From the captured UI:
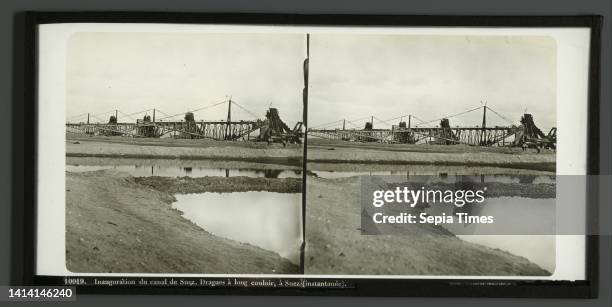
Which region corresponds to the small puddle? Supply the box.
[171,192,303,265]
[67,164,302,178]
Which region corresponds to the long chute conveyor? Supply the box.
[307,105,556,148]
[66,99,303,144]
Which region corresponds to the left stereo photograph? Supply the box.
[38,27,307,275]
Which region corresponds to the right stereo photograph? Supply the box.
[305,33,559,277]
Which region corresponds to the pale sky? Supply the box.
[67,32,305,125]
[308,34,557,132]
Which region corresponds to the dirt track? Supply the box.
[307,144,555,171]
[65,170,299,274]
[67,141,302,166]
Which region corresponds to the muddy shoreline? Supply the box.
[67,135,555,171]
[135,176,302,194]
[66,136,304,167]
[66,170,300,274]
[67,156,303,171]
[307,143,555,172]
[65,134,556,276]
[67,152,303,167]
[305,176,551,276]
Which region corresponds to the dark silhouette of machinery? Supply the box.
[513,114,556,150]
[309,105,556,149]
[258,108,303,145]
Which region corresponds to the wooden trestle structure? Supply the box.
[308,106,556,148]
[66,119,263,141]
[66,100,303,143]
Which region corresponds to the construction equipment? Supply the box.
[65,100,299,143]
[258,108,303,145]
[308,106,555,149]
[513,114,556,150]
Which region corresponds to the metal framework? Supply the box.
[65,99,302,143]
[308,106,555,148]
[66,120,262,141]
[307,126,520,146]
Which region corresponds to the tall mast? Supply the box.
[480,102,487,145]
[225,97,232,139]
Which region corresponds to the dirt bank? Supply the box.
[66,138,303,166]
[66,170,299,274]
[308,138,551,154]
[66,134,554,171]
[135,176,302,194]
[68,133,301,150]
[308,147,555,171]
[307,139,555,171]
[305,176,551,276]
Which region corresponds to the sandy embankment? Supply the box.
[307,146,555,171]
[66,135,555,170]
[305,176,551,276]
[134,176,301,194]
[66,170,299,274]
[66,138,303,166]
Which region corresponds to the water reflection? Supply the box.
[311,170,555,184]
[172,192,303,265]
[67,163,554,184]
[66,164,303,178]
